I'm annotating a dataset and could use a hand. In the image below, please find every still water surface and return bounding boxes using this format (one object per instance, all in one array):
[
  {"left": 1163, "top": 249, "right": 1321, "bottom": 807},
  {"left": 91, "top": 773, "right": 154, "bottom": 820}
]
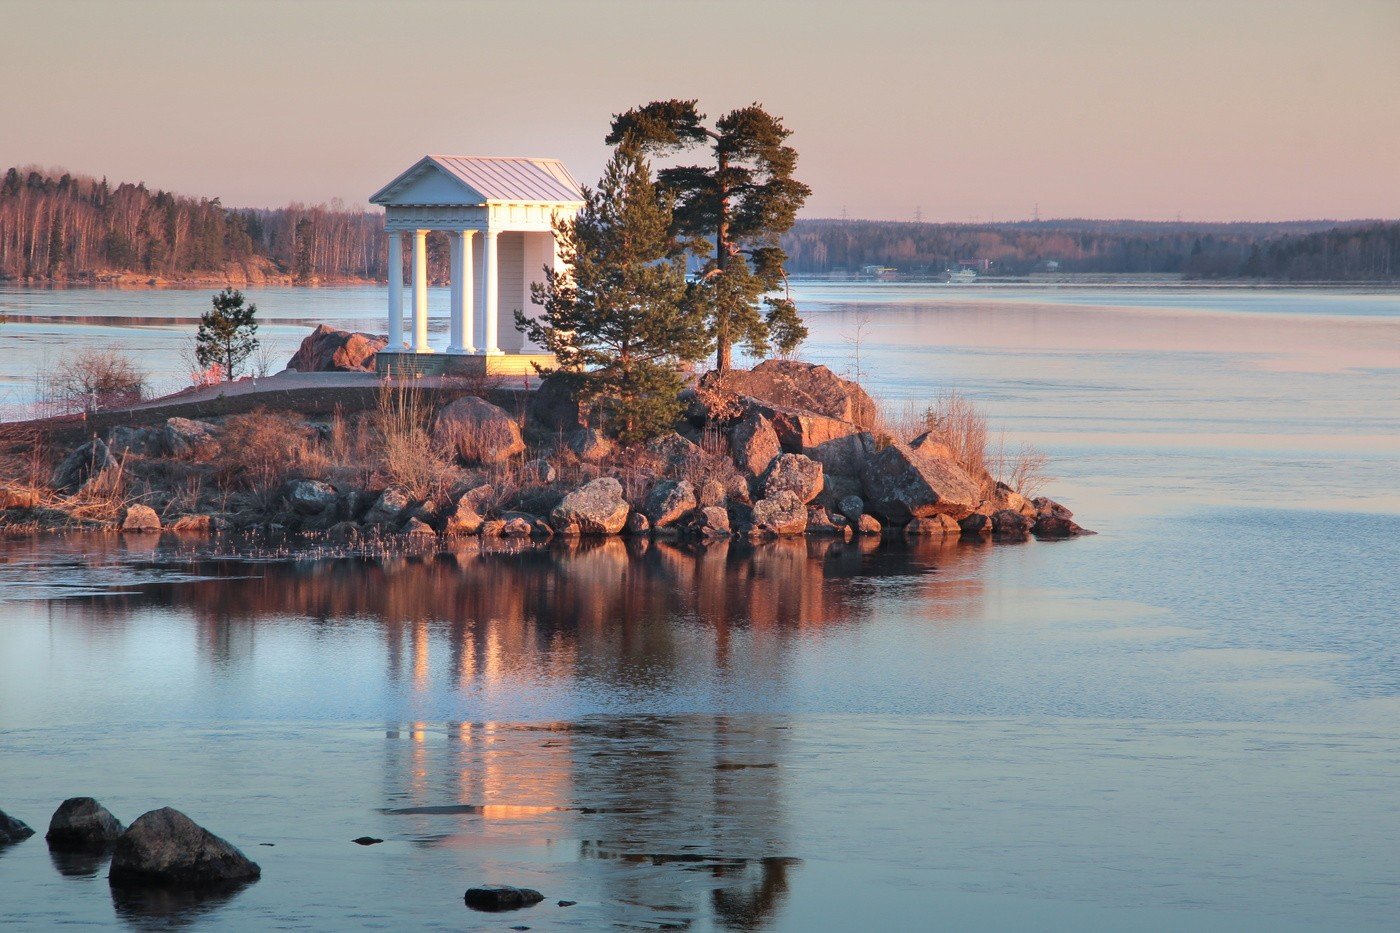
[{"left": 0, "top": 283, "right": 1397, "bottom": 930}]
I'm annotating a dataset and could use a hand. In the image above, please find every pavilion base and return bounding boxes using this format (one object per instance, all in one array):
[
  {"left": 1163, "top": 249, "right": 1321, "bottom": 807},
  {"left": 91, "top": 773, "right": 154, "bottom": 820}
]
[{"left": 375, "top": 350, "right": 556, "bottom": 381}]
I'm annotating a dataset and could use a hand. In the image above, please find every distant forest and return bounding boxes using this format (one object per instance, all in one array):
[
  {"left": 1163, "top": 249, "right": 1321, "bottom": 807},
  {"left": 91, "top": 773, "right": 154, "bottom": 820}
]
[
  {"left": 0, "top": 167, "right": 385, "bottom": 283},
  {"left": 2, "top": 166, "right": 1396, "bottom": 284},
  {"left": 782, "top": 218, "right": 1400, "bottom": 280}
]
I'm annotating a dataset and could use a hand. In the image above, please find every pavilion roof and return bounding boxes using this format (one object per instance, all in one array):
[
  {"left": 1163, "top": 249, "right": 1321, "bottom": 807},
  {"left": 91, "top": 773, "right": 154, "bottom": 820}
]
[{"left": 370, "top": 155, "right": 584, "bottom": 206}]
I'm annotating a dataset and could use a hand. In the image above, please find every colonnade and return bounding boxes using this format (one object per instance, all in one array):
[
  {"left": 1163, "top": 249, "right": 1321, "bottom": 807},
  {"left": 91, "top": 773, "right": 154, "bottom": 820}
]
[{"left": 386, "top": 228, "right": 501, "bottom": 355}]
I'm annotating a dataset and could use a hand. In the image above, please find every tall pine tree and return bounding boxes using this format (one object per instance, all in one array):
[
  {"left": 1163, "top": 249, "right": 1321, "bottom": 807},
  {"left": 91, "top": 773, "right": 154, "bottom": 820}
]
[
  {"left": 607, "top": 100, "right": 811, "bottom": 371},
  {"left": 196, "top": 288, "right": 259, "bottom": 380},
  {"left": 517, "top": 145, "right": 709, "bottom": 442}
]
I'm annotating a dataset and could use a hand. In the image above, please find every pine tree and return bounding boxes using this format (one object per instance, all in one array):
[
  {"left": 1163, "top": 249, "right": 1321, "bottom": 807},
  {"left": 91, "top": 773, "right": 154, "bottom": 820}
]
[
  {"left": 196, "top": 288, "right": 259, "bottom": 380},
  {"left": 517, "top": 145, "right": 709, "bottom": 443},
  {"left": 607, "top": 100, "right": 812, "bottom": 370}
]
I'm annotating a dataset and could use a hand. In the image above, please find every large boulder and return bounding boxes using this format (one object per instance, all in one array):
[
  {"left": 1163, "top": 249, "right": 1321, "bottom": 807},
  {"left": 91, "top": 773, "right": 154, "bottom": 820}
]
[
  {"left": 566, "top": 427, "right": 613, "bottom": 463},
  {"left": 47, "top": 797, "right": 124, "bottom": 849},
  {"left": 162, "top": 418, "right": 219, "bottom": 459},
  {"left": 905, "top": 513, "right": 961, "bottom": 536},
  {"left": 730, "top": 410, "right": 781, "bottom": 477},
  {"left": 285, "top": 479, "right": 337, "bottom": 516},
  {"left": 120, "top": 505, "right": 161, "bottom": 533},
  {"left": 907, "top": 430, "right": 955, "bottom": 463},
  {"left": 435, "top": 396, "right": 525, "bottom": 465},
  {"left": 687, "top": 505, "right": 731, "bottom": 538},
  {"left": 550, "top": 477, "right": 630, "bottom": 535},
  {"left": 991, "top": 508, "right": 1033, "bottom": 537},
  {"left": 0, "top": 808, "right": 34, "bottom": 844},
  {"left": 108, "top": 808, "right": 260, "bottom": 887},
  {"left": 860, "top": 441, "right": 982, "bottom": 524},
  {"left": 106, "top": 425, "right": 159, "bottom": 457},
  {"left": 1032, "top": 514, "right": 1095, "bottom": 538},
  {"left": 444, "top": 485, "right": 492, "bottom": 535},
  {"left": 763, "top": 453, "right": 824, "bottom": 504},
  {"left": 286, "top": 324, "right": 388, "bottom": 373},
  {"left": 749, "top": 401, "right": 873, "bottom": 478},
  {"left": 51, "top": 438, "right": 116, "bottom": 493},
  {"left": 646, "top": 433, "right": 703, "bottom": 474},
  {"left": 363, "top": 486, "right": 411, "bottom": 526},
  {"left": 708, "top": 360, "right": 877, "bottom": 427},
  {"left": 645, "top": 480, "right": 696, "bottom": 528},
  {"left": 751, "top": 491, "right": 808, "bottom": 536},
  {"left": 527, "top": 373, "right": 587, "bottom": 436}
]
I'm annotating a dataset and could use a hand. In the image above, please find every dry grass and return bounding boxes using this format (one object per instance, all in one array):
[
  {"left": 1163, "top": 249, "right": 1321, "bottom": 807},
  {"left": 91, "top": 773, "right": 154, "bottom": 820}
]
[
  {"left": 369, "top": 384, "right": 457, "bottom": 500},
  {"left": 213, "top": 408, "right": 328, "bottom": 499},
  {"left": 879, "top": 391, "right": 989, "bottom": 481},
  {"left": 990, "top": 435, "right": 1054, "bottom": 499}
]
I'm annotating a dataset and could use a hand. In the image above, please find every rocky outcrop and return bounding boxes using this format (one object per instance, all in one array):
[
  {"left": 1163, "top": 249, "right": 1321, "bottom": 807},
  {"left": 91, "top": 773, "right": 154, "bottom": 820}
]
[
  {"left": 286, "top": 324, "right": 388, "bottom": 373},
  {"left": 464, "top": 885, "right": 545, "bottom": 911},
  {"left": 750, "top": 402, "right": 873, "bottom": 478},
  {"left": 46, "top": 797, "right": 124, "bottom": 849},
  {"left": 860, "top": 441, "right": 981, "bottom": 524},
  {"left": 121, "top": 505, "right": 161, "bottom": 533},
  {"left": 751, "top": 491, "right": 808, "bottom": 536},
  {"left": 763, "top": 453, "right": 824, "bottom": 504},
  {"left": 550, "top": 477, "right": 630, "bottom": 535},
  {"left": 730, "top": 410, "right": 781, "bottom": 477},
  {"left": 108, "top": 808, "right": 261, "bottom": 887},
  {"left": 435, "top": 396, "right": 525, "bottom": 465},
  {"left": 708, "top": 360, "right": 877, "bottom": 427},
  {"left": 52, "top": 439, "right": 116, "bottom": 493},
  {"left": 0, "top": 808, "right": 34, "bottom": 844},
  {"left": 645, "top": 480, "right": 696, "bottom": 529}
]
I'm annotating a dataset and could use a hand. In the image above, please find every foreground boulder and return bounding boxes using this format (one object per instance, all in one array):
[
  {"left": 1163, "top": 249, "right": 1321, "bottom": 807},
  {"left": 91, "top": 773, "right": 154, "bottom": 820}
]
[
  {"left": 444, "top": 485, "right": 492, "bottom": 535},
  {"left": 108, "top": 808, "right": 260, "bottom": 887},
  {"left": 52, "top": 439, "right": 116, "bottom": 493},
  {"left": 644, "top": 480, "right": 696, "bottom": 529},
  {"left": 763, "top": 453, "right": 824, "bottom": 504},
  {"left": 286, "top": 324, "right": 388, "bottom": 373},
  {"left": 550, "top": 478, "right": 630, "bottom": 535},
  {"left": 47, "top": 797, "right": 124, "bottom": 849},
  {"left": 730, "top": 409, "right": 781, "bottom": 477},
  {"left": 0, "top": 808, "right": 34, "bottom": 844},
  {"left": 860, "top": 441, "right": 981, "bottom": 524},
  {"left": 566, "top": 427, "right": 613, "bottom": 463},
  {"left": 435, "top": 396, "right": 525, "bottom": 466},
  {"left": 751, "top": 491, "right": 808, "bottom": 536},
  {"left": 708, "top": 359, "right": 877, "bottom": 427},
  {"left": 121, "top": 505, "right": 161, "bottom": 533},
  {"left": 464, "top": 885, "right": 544, "bottom": 911}
]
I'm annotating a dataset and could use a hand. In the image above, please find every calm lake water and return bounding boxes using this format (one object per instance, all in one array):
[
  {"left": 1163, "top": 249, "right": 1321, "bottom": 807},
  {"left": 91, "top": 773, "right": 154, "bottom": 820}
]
[{"left": 1, "top": 283, "right": 1398, "bottom": 930}]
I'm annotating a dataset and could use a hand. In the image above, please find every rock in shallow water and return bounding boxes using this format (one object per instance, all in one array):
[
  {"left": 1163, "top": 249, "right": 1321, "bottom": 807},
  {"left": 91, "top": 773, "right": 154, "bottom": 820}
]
[
  {"left": 47, "top": 797, "right": 124, "bottom": 849},
  {"left": 108, "top": 807, "right": 260, "bottom": 887},
  {"left": 0, "top": 808, "right": 35, "bottom": 844},
  {"left": 464, "top": 885, "right": 545, "bottom": 911}
]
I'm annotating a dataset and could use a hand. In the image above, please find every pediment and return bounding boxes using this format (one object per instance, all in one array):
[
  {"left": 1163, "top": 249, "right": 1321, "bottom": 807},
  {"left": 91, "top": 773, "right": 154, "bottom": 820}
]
[{"left": 370, "top": 158, "right": 484, "bottom": 207}]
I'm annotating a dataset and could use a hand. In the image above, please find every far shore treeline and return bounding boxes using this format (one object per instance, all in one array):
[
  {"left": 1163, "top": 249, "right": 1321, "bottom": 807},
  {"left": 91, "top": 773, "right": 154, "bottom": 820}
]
[{"left": 1, "top": 165, "right": 1396, "bottom": 285}]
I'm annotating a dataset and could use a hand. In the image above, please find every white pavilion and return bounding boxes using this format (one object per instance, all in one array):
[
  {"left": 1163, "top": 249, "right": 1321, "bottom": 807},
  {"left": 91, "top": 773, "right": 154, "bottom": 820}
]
[{"left": 368, "top": 155, "right": 584, "bottom": 376}]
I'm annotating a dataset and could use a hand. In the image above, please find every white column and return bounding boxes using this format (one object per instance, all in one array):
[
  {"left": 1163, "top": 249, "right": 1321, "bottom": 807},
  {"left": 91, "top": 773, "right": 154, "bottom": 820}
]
[
  {"left": 411, "top": 229, "right": 430, "bottom": 353},
  {"left": 457, "top": 230, "right": 476, "bottom": 353},
  {"left": 447, "top": 232, "right": 463, "bottom": 354},
  {"left": 481, "top": 228, "right": 501, "bottom": 354},
  {"left": 386, "top": 231, "right": 404, "bottom": 349}
]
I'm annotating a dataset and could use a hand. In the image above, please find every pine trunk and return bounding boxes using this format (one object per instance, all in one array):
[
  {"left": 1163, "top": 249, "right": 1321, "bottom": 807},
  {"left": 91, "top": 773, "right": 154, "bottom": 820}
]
[{"left": 715, "top": 153, "right": 732, "bottom": 373}]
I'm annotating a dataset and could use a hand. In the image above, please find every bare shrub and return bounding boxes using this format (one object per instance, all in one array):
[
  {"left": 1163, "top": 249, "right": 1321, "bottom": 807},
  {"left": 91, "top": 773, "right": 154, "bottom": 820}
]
[
  {"left": 371, "top": 384, "right": 456, "bottom": 500},
  {"left": 214, "top": 408, "right": 326, "bottom": 497},
  {"left": 41, "top": 349, "right": 147, "bottom": 413},
  {"left": 991, "top": 435, "right": 1054, "bottom": 499},
  {"left": 879, "top": 391, "right": 988, "bottom": 481}
]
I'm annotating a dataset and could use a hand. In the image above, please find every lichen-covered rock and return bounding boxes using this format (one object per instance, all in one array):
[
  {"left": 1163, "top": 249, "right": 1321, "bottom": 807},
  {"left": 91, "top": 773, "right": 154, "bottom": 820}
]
[
  {"left": 285, "top": 479, "right": 337, "bottom": 516},
  {"left": 698, "top": 479, "right": 727, "bottom": 508},
  {"left": 567, "top": 427, "right": 614, "bottom": 463},
  {"left": 528, "top": 373, "right": 588, "bottom": 436},
  {"left": 162, "top": 418, "right": 219, "bottom": 459},
  {"left": 756, "top": 403, "right": 873, "bottom": 478},
  {"left": 856, "top": 513, "right": 882, "bottom": 536},
  {"left": 121, "top": 504, "right": 161, "bottom": 533},
  {"left": 646, "top": 433, "right": 703, "bottom": 474},
  {"left": 751, "top": 491, "right": 808, "bottom": 536},
  {"left": 836, "top": 495, "right": 865, "bottom": 526},
  {"left": 860, "top": 441, "right": 981, "bottom": 524},
  {"left": 806, "top": 506, "right": 849, "bottom": 536},
  {"left": 46, "top": 797, "right": 124, "bottom": 849},
  {"left": 444, "top": 485, "right": 491, "bottom": 535},
  {"left": 763, "top": 453, "right": 824, "bottom": 504},
  {"left": 905, "top": 513, "right": 961, "bottom": 536},
  {"left": 363, "top": 486, "right": 411, "bottom": 526},
  {"left": 0, "top": 808, "right": 34, "bottom": 844},
  {"left": 402, "top": 517, "right": 436, "bottom": 537},
  {"left": 645, "top": 479, "right": 696, "bottom": 528},
  {"left": 907, "top": 430, "right": 955, "bottom": 462},
  {"left": 550, "top": 477, "right": 630, "bottom": 535},
  {"left": 688, "top": 505, "right": 731, "bottom": 538},
  {"left": 521, "top": 458, "right": 557, "bottom": 484},
  {"left": 106, "top": 425, "right": 159, "bottom": 457},
  {"left": 286, "top": 324, "right": 387, "bottom": 372},
  {"left": 434, "top": 396, "right": 525, "bottom": 466},
  {"left": 108, "top": 807, "right": 260, "bottom": 887},
  {"left": 730, "top": 409, "right": 781, "bottom": 477},
  {"left": 52, "top": 439, "right": 116, "bottom": 493}
]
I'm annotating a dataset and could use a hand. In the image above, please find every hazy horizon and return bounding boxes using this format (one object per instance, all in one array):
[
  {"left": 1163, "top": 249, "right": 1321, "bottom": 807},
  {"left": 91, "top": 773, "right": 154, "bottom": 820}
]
[{"left": 3, "top": 0, "right": 1397, "bottom": 222}]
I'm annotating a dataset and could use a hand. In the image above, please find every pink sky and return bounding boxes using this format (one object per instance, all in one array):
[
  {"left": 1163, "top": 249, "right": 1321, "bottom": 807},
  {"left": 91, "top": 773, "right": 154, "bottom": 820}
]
[{"left": 3, "top": 0, "right": 1397, "bottom": 221}]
